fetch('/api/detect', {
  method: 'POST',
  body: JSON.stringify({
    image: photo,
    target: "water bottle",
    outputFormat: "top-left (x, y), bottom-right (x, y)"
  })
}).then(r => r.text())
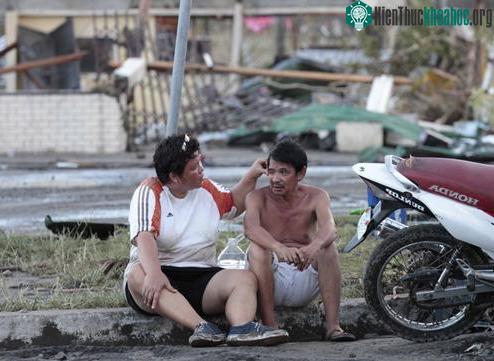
top-left (217, 234), bottom-right (246, 269)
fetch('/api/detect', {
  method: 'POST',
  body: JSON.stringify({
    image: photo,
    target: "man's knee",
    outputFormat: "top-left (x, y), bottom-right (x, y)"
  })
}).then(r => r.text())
top-left (320, 242), bottom-right (339, 262)
top-left (314, 242), bottom-right (341, 273)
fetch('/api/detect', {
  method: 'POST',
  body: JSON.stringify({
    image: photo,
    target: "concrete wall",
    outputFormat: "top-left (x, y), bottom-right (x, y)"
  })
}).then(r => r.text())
top-left (0, 92), bottom-right (126, 154)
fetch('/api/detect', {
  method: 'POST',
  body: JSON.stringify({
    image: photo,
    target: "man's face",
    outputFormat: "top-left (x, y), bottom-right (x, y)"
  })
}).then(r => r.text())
top-left (178, 152), bottom-right (205, 189)
top-left (267, 159), bottom-right (301, 196)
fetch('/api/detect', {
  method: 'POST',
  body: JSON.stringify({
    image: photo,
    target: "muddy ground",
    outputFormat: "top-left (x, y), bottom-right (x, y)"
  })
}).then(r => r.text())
top-left (7, 151), bottom-right (491, 360)
top-left (0, 166), bottom-right (366, 235)
top-left (1, 334), bottom-right (494, 361)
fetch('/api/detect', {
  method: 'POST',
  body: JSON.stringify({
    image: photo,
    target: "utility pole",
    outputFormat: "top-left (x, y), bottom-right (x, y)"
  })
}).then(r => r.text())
top-left (166, 0), bottom-right (192, 136)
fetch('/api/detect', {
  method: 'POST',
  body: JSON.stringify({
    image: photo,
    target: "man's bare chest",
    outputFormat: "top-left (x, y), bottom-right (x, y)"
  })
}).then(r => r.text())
top-left (259, 200), bottom-right (314, 238)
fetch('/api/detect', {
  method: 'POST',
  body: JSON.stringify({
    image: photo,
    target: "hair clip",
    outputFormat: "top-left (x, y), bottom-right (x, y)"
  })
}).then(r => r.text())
top-left (181, 134), bottom-right (190, 151)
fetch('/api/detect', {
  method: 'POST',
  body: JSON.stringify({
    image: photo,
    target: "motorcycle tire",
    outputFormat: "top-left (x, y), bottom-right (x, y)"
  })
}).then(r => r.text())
top-left (364, 224), bottom-right (487, 342)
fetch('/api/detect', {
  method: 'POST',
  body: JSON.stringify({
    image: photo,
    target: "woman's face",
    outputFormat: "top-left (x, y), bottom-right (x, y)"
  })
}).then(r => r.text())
top-left (178, 152), bottom-right (205, 189)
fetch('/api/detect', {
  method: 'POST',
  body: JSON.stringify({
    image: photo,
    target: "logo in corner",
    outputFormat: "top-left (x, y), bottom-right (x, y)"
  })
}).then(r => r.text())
top-left (346, 0), bottom-right (372, 31)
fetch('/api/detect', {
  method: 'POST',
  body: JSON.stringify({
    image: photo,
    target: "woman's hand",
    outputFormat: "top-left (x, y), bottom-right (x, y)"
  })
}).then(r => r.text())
top-left (142, 271), bottom-right (177, 310)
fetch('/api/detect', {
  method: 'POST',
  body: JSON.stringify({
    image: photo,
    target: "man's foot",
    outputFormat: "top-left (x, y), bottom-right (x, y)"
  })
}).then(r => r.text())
top-left (325, 329), bottom-right (356, 342)
top-left (189, 321), bottom-right (226, 347)
top-left (226, 321), bottom-right (289, 346)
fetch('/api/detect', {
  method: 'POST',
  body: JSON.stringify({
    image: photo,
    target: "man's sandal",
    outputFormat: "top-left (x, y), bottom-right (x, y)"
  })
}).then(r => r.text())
top-left (325, 329), bottom-right (356, 342)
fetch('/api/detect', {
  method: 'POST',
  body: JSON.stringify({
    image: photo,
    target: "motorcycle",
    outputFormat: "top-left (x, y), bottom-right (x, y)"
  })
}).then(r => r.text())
top-left (343, 155), bottom-right (494, 342)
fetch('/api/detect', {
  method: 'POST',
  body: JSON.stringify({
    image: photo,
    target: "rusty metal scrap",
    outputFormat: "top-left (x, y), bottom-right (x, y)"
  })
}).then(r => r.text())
top-left (0, 52), bottom-right (87, 75)
top-left (0, 42), bottom-right (17, 59)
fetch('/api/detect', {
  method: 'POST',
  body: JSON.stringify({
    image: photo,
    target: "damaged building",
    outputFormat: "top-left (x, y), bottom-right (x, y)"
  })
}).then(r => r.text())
top-left (0, 0), bottom-right (493, 159)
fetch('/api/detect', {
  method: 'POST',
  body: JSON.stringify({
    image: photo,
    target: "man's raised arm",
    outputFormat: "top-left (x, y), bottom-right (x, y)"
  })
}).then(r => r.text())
top-left (230, 159), bottom-right (266, 215)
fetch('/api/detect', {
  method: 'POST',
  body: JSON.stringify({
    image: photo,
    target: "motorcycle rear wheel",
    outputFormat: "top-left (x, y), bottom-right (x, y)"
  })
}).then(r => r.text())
top-left (364, 224), bottom-right (487, 342)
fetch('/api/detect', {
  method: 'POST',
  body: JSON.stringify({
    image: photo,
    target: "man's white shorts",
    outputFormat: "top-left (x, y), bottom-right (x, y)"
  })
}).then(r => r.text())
top-left (247, 253), bottom-right (320, 307)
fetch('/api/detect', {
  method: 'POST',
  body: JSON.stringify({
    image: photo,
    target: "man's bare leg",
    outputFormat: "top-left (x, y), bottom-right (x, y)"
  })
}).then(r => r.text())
top-left (313, 242), bottom-right (343, 335)
top-left (202, 269), bottom-right (258, 326)
top-left (247, 242), bottom-right (278, 327)
top-left (126, 264), bottom-right (204, 329)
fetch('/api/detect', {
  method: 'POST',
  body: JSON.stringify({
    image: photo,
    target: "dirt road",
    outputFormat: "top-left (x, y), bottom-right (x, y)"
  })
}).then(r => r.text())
top-left (1, 334), bottom-right (493, 361)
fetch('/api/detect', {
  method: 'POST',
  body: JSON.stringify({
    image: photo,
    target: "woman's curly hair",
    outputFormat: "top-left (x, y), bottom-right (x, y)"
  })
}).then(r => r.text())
top-left (153, 134), bottom-right (200, 184)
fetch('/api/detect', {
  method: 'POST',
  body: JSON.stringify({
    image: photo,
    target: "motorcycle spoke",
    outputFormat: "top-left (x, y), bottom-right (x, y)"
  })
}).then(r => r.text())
top-left (377, 240), bottom-right (472, 332)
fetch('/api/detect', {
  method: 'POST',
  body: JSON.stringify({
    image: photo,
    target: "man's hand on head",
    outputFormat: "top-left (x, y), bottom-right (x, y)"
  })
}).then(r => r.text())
top-left (247, 158), bottom-right (267, 179)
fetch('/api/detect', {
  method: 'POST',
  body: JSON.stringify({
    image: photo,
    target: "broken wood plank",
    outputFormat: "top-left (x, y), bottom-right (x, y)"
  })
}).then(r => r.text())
top-left (0, 51), bottom-right (87, 75)
top-left (143, 61), bottom-right (412, 85)
top-left (0, 41), bottom-right (18, 59)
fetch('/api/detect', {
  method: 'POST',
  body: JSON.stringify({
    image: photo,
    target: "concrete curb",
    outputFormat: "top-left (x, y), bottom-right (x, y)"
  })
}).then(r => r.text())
top-left (0, 299), bottom-right (386, 350)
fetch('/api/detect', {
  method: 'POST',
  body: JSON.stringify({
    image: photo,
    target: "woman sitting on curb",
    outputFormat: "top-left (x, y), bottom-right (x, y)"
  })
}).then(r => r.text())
top-left (122, 134), bottom-right (289, 347)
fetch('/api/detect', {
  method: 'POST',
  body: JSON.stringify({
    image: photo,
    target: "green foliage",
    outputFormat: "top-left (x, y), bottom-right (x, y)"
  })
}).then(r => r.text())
top-left (357, 27), bottom-right (385, 60)
top-left (390, 27), bottom-right (467, 76)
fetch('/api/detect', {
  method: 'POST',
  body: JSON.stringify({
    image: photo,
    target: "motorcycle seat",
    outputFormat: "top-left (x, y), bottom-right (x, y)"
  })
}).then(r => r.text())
top-left (397, 156), bottom-right (494, 217)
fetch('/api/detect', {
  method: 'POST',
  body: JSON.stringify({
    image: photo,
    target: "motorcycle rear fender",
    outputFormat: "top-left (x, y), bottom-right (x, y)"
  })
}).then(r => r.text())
top-left (353, 162), bottom-right (410, 194)
top-left (418, 191), bottom-right (494, 256)
top-left (343, 199), bottom-right (403, 253)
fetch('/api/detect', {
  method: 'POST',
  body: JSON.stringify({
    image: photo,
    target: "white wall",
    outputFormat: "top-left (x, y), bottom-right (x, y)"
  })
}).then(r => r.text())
top-left (0, 92), bottom-right (126, 154)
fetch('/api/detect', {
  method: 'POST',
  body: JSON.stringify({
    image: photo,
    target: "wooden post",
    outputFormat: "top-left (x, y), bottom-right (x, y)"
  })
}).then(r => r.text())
top-left (5, 11), bottom-right (19, 91)
top-left (135, 0), bottom-right (151, 56)
top-left (275, 16), bottom-right (285, 63)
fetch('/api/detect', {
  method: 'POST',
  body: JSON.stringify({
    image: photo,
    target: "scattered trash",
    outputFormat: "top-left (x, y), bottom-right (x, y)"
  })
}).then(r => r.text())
top-left (473, 319), bottom-right (494, 332)
top-left (55, 161), bottom-right (79, 169)
top-left (44, 215), bottom-right (127, 240)
top-left (217, 234), bottom-right (246, 269)
top-left (100, 259), bottom-right (128, 275)
top-left (465, 343), bottom-right (484, 353)
top-left (2, 270), bottom-right (13, 277)
top-left (53, 351), bottom-right (67, 360)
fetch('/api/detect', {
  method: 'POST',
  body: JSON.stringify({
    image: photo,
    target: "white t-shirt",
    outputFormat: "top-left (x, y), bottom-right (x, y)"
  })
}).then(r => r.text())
top-left (124, 177), bottom-right (237, 278)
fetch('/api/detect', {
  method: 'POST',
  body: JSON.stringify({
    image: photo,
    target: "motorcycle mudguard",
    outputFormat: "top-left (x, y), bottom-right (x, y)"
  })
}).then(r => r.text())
top-left (343, 199), bottom-right (403, 253)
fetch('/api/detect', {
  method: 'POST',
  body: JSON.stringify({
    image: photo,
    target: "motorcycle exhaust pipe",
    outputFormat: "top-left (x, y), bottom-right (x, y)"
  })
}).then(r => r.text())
top-left (474, 271), bottom-right (494, 282)
top-left (457, 258), bottom-right (494, 285)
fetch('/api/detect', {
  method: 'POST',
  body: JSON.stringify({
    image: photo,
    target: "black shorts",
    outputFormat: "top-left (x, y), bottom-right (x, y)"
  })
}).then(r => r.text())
top-left (125, 265), bottom-right (224, 316)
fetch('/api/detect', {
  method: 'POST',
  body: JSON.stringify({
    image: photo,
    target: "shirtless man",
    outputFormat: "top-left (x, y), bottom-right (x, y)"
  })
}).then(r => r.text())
top-left (244, 139), bottom-right (356, 342)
